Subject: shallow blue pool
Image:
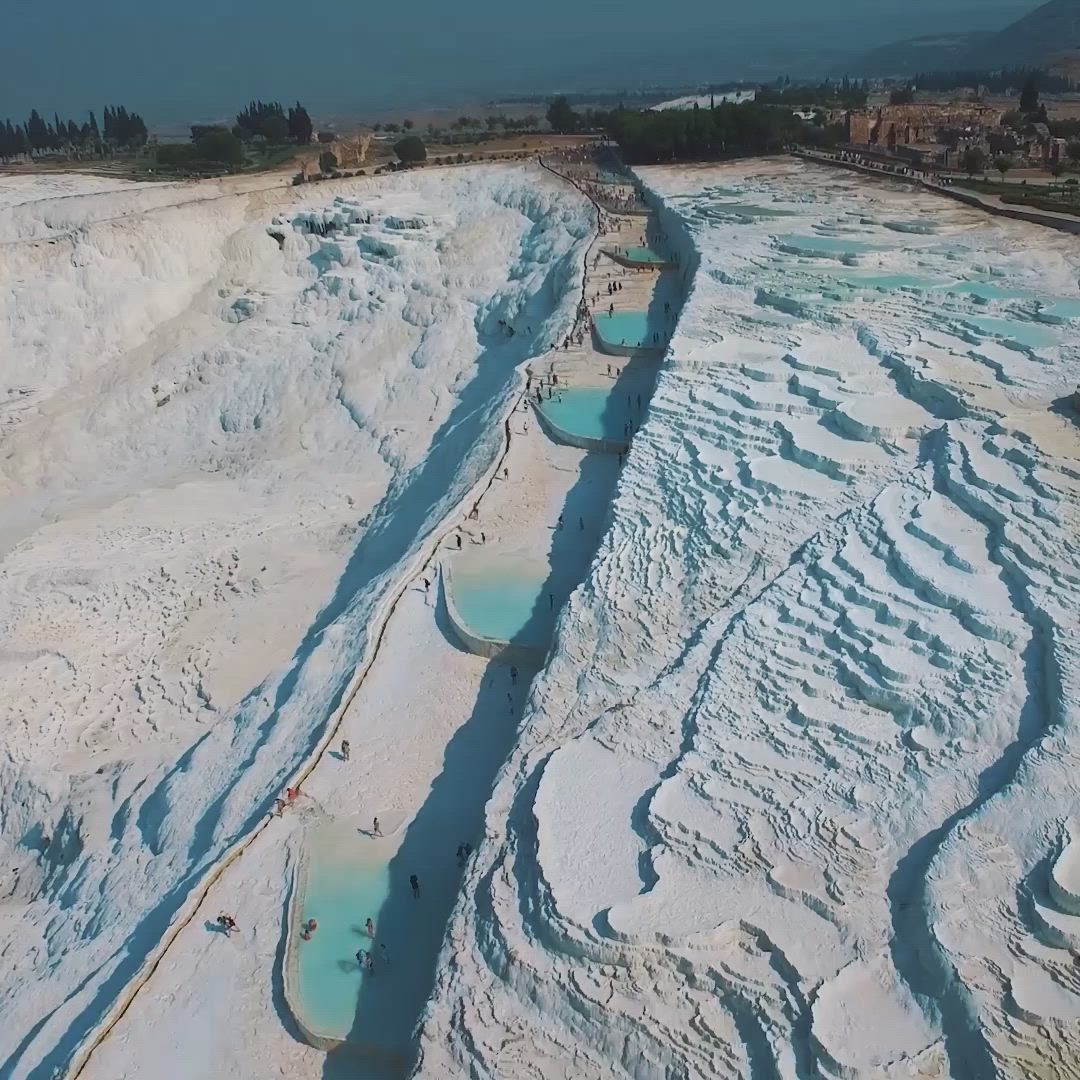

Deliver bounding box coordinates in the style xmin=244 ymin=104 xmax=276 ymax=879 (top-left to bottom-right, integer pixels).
xmin=295 ymin=826 xmax=390 ymax=1040
xmin=594 ymin=310 xmax=665 ymax=350
xmin=776 ymin=233 xmax=881 ymax=259
xmin=825 ymin=270 xmax=935 ymax=292
xmin=539 ymin=385 xmax=636 ymax=444
xmin=962 ymin=315 xmax=1060 ymax=349
xmin=621 ymin=245 xmax=667 ymax=264
xmin=450 ymin=559 xmax=551 ymax=645
xmin=1040 ymin=297 xmax=1080 ymax=321
xmin=709 ymin=202 xmax=796 ymax=220
xmin=946 ymin=280 xmax=1028 ymax=303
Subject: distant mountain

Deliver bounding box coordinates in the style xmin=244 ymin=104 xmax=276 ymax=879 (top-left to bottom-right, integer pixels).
xmin=844 ymin=32 xmax=994 ymax=77
xmin=844 ymin=0 xmax=1080 ymax=77
xmin=965 ymin=0 xmax=1080 ymax=67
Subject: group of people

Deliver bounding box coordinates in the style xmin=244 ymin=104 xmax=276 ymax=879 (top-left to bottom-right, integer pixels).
xmin=355 ymin=916 xmax=389 ymax=974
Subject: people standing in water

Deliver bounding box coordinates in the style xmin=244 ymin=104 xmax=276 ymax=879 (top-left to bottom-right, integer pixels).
xmin=365 ymin=917 xmax=375 ymax=938
xmin=410 ymin=874 xmax=421 ymax=899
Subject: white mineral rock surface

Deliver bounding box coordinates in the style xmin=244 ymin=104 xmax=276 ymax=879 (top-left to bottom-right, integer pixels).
xmin=0 ymin=165 xmax=590 ymax=1079
xmin=416 ymin=161 xmax=1080 ymax=1080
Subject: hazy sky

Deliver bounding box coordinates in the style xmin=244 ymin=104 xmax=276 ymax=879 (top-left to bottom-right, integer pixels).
xmin=1 ymin=0 xmax=1039 ymax=126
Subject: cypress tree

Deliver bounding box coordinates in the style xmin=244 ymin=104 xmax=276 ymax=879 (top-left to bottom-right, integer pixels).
xmin=288 ymin=102 xmax=313 ymax=144
xmin=26 ymin=110 xmax=49 ymax=150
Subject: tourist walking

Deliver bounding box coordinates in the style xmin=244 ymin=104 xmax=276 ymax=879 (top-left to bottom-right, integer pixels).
xmin=373 ymin=817 xmax=382 ymax=837
xmin=341 ymin=739 xmax=350 ymax=761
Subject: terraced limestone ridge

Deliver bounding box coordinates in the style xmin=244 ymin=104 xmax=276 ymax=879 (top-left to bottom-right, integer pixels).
xmin=414 ymin=159 xmax=1080 ymax=1079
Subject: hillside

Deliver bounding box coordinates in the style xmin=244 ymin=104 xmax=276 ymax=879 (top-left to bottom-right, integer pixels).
xmin=967 ymin=0 xmax=1080 ymax=67
xmin=846 ymin=31 xmax=993 ymax=77
xmin=846 ymin=0 xmax=1080 ymax=77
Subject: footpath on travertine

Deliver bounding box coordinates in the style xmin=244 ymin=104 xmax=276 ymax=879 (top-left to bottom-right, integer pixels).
xmin=80 ymin=166 xmax=672 ymax=1080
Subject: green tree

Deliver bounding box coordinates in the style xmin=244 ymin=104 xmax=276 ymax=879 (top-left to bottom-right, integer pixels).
xmin=394 ymin=135 xmax=427 ymax=164
xmin=26 ymin=110 xmax=49 ymax=151
xmin=156 ymin=144 xmax=197 ymax=167
xmin=546 ymin=96 xmax=579 ymax=134
xmin=319 ymin=149 xmax=338 ymax=173
xmin=1019 ymin=73 xmax=1039 ymax=115
xmin=287 ymin=103 xmax=313 ymax=144
xmin=1066 ymin=141 xmax=1080 ymax=164
xmin=403 ymin=118 xmax=414 ymax=130
xmin=960 ymin=146 xmax=987 ymax=177
xmin=260 ymin=114 xmax=289 ymax=143
xmin=194 ymin=127 xmax=244 ymax=165
xmin=994 ymin=155 xmax=1014 ymax=179
xmin=889 ymin=85 xmax=915 ymax=106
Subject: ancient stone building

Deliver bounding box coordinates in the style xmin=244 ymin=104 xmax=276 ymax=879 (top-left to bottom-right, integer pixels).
xmin=846 ymin=104 xmax=1004 ymax=150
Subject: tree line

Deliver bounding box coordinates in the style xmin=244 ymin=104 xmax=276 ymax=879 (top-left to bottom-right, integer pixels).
xmin=755 ymin=77 xmax=869 ymax=110
xmin=601 ymin=102 xmax=835 ymax=164
xmin=0 ymin=105 xmax=147 ymax=160
xmin=155 ymin=100 xmax=313 ymax=173
xmin=911 ymin=67 xmax=1076 ymax=95
xmin=233 ymin=100 xmax=312 ymax=145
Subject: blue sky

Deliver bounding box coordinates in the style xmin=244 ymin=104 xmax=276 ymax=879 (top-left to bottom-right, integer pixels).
xmin=0 ymin=0 xmax=1039 ymax=125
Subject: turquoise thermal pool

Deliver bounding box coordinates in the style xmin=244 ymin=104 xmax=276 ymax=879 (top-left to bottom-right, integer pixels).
xmin=292 ymin=825 xmax=390 ymax=1042
xmin=538 ymin=385 xmax=638 ymax=446
xmin=447 ymin=556 xmax=552 ymax=647
xmin=620 ymin=245 xmax=668 ymax=264
xmin=593 ymin=310 xmax=667 ymax=351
